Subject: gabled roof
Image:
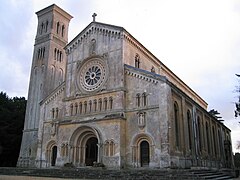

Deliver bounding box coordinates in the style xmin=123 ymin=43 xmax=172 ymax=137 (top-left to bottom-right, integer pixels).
xmin=66 ymin=21 xmax=124 ymax=49
xmin=65 ymin=20 xmax=208 ymax=109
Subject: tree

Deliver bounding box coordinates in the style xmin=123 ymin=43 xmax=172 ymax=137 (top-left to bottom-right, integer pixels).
xmin=235 ymin=74 xmax=240 ymax=119
xmin=0 ymin=92 xmax=26 ymax=167
xmin=235 ymin=153 xmax=240 ymax=168
xmin=209 ymin=109 xmax=224 ymax=122
xmin=237 ymin=141 xmax=240 ymax=151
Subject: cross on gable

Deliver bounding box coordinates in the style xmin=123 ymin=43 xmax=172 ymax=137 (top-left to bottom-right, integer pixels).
xmin=92 ymin=13 xmax=97 ymax=22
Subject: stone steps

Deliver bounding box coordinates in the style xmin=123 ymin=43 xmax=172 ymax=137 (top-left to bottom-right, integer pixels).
xmin=0 ymin=167 xmax=234 ymax=180
xmin=191 ymin=170 xmax=233 ymax=179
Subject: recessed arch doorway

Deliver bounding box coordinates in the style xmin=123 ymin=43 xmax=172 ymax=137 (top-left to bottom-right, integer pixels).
xmin=69 ymin=126 xmax=102 ymax=167
xmin=131 ymin=133 xmax=154 ymax=168
xmin=51 ymin=146 xmax=57 ymax=166
xmin=85 ymin=137 xmax=98 ymax=166
xmin=140 ymin=140 xmax=150 ymax=167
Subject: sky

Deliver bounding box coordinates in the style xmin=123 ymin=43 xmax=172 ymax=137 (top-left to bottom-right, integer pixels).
xmin=0 ymin=0 xmax=240 ymax=152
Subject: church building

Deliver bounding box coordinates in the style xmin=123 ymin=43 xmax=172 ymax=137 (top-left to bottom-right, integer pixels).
xmin=18 ymin=4 xmax=233 ymax=169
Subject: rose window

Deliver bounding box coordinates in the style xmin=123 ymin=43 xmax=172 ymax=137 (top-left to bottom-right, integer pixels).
xmin=85 ymin=66 xmax=101 ymax=86
xmin=77 ymin=58 xmax=107 ymax=92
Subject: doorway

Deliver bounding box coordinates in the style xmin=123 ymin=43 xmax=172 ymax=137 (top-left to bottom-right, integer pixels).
xmin=85 ymin=137 xmax=98 ymax=166
xmin=140 ymin=141 xmax=149 ymax=167
xmin=51 ymin=146 xmax=57 ymax=166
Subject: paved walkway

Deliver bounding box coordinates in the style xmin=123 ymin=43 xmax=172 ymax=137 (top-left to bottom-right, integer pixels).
xmin=0 ymin=175 xmax=91 ymax=180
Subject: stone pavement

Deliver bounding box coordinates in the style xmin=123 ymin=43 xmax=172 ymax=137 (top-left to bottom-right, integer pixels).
xmin=0 ymin=175 xmax=88 ymax=180
xmin=0 ymin=167 xmax=236 ymax=179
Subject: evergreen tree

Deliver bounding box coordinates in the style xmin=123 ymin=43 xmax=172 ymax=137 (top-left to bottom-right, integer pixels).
xmin=0 ymin=92 xmax=26 ymax=167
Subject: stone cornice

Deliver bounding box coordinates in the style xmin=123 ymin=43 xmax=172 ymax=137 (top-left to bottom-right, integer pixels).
xmin=63 ymin=88 xmax=125 ymax=102
xmin=36 ymin=4 xmax=73 ymax=20
xmin=59 ymin=112 xmax=126 ymax=125
xmin=124 ymin=64 xmax=166 ymax=84
xmin=40 ymin=82 xmax=65 ymax=105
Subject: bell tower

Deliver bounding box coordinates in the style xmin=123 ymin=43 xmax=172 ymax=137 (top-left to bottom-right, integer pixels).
xmin=18 ymin=4 xmax=72 ymax=167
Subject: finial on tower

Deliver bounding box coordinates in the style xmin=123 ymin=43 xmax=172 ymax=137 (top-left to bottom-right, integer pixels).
xmin=92 ymin=13 xmax=97 ymax=22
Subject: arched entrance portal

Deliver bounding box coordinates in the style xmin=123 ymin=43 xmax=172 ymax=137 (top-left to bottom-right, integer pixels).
xmin=85 ymin=137 xmax=98 ymax=166
xmin=140 ymin=141 xmax=150 ymax=167
xmin=51 ymin=146 xmax=57 ymax=166
xmin=70 ymin=126 xmax=102 ymax=167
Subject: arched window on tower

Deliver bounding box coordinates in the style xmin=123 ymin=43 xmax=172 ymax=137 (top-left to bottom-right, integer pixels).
xmin=40 ymin=22 xmax=44 ymax=34
xmin=42 ymin=47 xmax=45 ymax=58
xmin=61 ymin=25 xmax=65 ymax=37
xmin=59 ymin=51 xmax=62 ymax=62
xmin=57 ymin=22 xmax=60 ymax=34
xmin=57 ymin=50 xmax=60 ymax=61
xmin=54 ymin=48 xmax=57 ymax=60
xmin=45 ymin=20 xmax=48 ymax=32
xmin=37 ymin=49 xmax=41 ymax=59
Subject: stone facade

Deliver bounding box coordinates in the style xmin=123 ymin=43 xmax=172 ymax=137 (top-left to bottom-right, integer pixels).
xmin=18 ymin=4 xmax=234 ymax=169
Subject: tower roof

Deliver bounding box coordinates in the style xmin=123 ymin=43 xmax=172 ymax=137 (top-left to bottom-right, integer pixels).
xmin=36 ymin=4 xmax=73 ymax=20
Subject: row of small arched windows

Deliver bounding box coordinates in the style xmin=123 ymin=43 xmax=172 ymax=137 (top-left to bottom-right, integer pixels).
xmin=70 ymin=97 xmax=113 ymax=116
xmin=37 ymin=47 xmax=45 ymax=59
xmin=136 ymin=93 xmax=147 ymax=107
xmin=54 ymin=48 xmax=63 ymax=62
xmin=104 ymin=140 xmax=115 ymax=157
xmin=39 ymin=20 xmax=48 ymax=35
xmin=56 ymin=22 xmax=65 ymax=37
xmin=38 ymin=20 xmax=65 ymax=37
xmin=51 ymin=107 xmax=59 ymax=119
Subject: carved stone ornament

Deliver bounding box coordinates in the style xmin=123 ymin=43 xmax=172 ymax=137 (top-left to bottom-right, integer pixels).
xmin=50 ymin=122 xmax=57 ymax=136
xmin=138 ymin=112 xmax=146 ymax=129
